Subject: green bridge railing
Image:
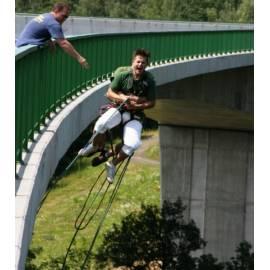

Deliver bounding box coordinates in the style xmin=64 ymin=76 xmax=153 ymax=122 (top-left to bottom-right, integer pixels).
xmin=15 ymin=30 xmax=253 ymax=164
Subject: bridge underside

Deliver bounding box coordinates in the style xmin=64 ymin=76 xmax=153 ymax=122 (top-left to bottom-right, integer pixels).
xmin=147 ymin=66 xmax=253 ymax=131
xmin=146 ymin=66 xmax=254 ymax=261
xmin=148 ymin=98 xmax=252 ymax=130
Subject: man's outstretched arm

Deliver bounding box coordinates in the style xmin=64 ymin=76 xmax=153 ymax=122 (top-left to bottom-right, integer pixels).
xmin=55 ymin=38 xmax=89 ymax=69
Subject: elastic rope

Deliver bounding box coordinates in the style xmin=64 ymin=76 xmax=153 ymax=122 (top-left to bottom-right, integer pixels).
xmin=75 ymin=180 xmax=108 ymax=230
xmin=80 ymin=156 xmax=132 ymax=270
xmin=74 ymin=169 xmax=107 ymax=230
xmin=62 ymin=160 xmax=127 ymax=270
xmin=61 ymin=169 xmax=107 ymax=270
xmin=75 ymin=161 xmax=125 ymax=230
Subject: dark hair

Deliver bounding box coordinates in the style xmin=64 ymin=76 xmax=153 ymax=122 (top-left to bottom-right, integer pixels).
xmin=132 ymin=48 xmax=151 ymax=65
xmin=52 ymin=2 xmax=71 ymax=12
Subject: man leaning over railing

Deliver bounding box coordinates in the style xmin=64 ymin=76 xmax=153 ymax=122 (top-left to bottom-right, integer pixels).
xmin=15 ymin=2 xmax=89 ymax=69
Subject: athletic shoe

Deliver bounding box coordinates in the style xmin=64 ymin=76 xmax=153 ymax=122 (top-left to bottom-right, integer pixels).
xmin=78 ymin=143 xmax=97 ymax=157
xmin=105 ymin=161 xmax=116 ymax=184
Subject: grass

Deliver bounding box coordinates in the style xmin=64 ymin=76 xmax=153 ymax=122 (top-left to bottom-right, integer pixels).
xmin=28 ymin=131 xmax=160 ymax=269
xmin=145 ymin=144 xmax=160 ymax=160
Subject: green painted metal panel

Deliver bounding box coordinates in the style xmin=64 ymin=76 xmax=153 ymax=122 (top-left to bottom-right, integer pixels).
xmin=15 ymin=30 xmax=254 ymax=163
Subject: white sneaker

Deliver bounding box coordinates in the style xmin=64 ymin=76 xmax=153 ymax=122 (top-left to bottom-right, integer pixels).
xmin=78 ymin=143 xmax=97 ymax=157
xmin=105 ymin=161 xmax=116 ymax=184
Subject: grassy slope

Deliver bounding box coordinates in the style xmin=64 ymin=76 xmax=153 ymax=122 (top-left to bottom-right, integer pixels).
xmin=29 ymin=131 xmax=160 ymax=267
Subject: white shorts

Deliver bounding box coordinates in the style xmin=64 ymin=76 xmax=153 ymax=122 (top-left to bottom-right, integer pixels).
xmin=93 ymin=108 xmax=142 ymax=155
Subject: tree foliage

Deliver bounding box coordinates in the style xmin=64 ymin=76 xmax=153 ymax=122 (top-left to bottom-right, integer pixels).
xmin=26 ymin=198 xmax=254 ymax=269
xmin=225 ymin=241 xmax=254 ymax=270
xmin=196 ymin=254 xmax=225 ymax=270
xmin=75 ymin=0 xmax=107 ymax=17
xmin=94 ymin=198 xmax=254 ymax=270
xmin=16 ymin=0 xmax=254 ymax=23
xmin=95 ymin=199 xmax=206 ymax=269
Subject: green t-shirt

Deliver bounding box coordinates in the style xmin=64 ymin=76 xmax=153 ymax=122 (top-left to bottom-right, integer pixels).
xmin=110 ymin=69 xmax=156 ymax=102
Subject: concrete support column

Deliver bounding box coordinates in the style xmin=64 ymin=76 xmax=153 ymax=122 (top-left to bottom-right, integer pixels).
xmin=159 ymin=125 xmax=253 ymax=261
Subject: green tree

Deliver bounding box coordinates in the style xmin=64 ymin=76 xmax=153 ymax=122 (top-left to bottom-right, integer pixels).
xmin=139 ymin=0 xmax=208 ymax=21
xmin=74 ymin=0 xmax=107 ymax=17
xmin=16 ymin=0 xmax=254 ymax=23
xmin=95 ymin=199 xmax=206 ymax=269
xmin=26 ymin=199 xmax=253 ymax=269
xmin=205 ymin=0 xmax=227 ymax=22
xmin=16 ymin=0 xmax=29 ymax=12
xmin=104 ymin=0 xmax=143 ymax=19
xmin=160 ymin=0 xmax=186 ymax=21
xmin=197 ymin=254 xmax=225 ymax=270
xmin=237 ymin=0 xmax=254 ymax=23
xmin=218 ymin=0 xmax=242 ymax=22
xmin=139 ymin=0 xmax=166 ymax=20
xmin=225 ymin=241 xmax=254 ymax=270
xmin=173 ymin=0 xmax=210 ymax=21
xmin=16 ymin=0 xmax=80 ymax=14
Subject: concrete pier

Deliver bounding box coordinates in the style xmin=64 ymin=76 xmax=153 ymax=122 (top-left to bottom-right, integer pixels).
xmin=159 ymin=126 xmax=253 ymax=260
xmin=154 ymin=65 xmax=254 ymax=261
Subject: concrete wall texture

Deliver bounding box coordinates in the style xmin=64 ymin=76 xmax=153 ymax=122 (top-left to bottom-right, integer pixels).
xmin=157 ymin=65 xmax=253 ymax=261
xmin=160 ymin=127 xmax=253 ymax=260
xmin=156 ymin=66 xmax=253 ymax=114
xmin=150 ymin=66 xmax=253 ymax=131
xmin=15 ymin=52 xmax=253 ymax=269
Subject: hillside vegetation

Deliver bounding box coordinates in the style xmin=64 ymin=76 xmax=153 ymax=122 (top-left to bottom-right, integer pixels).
xmin=16 ymin=0 xmax=253 ymax=23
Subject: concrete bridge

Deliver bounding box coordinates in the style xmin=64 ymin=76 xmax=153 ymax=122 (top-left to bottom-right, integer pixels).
xmin=148 ymin=55 xmax=253 ymax=259
xmin=15 ymin=20 xmax=253 ymax=269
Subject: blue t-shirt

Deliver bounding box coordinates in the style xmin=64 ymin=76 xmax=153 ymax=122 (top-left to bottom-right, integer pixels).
xmin=16 ymin=13 xmax=64 ymax=47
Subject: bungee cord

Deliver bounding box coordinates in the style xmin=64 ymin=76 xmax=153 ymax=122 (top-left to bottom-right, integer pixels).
xmin=80 ymin=155 xmax=132 ymax=270
xmin=61 ymin=157 xmax=131 ymax=270
xmin=74 ymin=169 xmax=107 ymax=231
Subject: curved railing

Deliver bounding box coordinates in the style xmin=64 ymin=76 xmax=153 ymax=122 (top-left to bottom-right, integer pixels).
xmin=15 ymin=30 xmax=253 ymax=164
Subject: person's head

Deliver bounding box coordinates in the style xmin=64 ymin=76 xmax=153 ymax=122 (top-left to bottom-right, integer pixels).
xmin=131 ymin=48 xmax=151 ymax=78
xmin=52 ymin=3 xmax=70 ymax=24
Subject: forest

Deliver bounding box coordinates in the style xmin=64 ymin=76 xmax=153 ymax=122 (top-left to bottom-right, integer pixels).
xmin=16 ymin=0 xmax=253 ymax=23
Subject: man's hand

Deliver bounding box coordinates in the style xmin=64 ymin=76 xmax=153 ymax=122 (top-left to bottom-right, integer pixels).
xmin=124 ymin=101 xmax=137 ymax=111
xmin=48 ymin=40 xmax=56 ymax=52
xmin=129 ymin=95 xmax=147 ymax=104
xmin=78 ymin=56 xmax=90 ymax=69
xmin=124 ymin=95 xmax=155 ymax=111
xmin=124 ymin=98 xmax=146 ymax=110
xmin=56 ymin=38 xmax=90 ymax=69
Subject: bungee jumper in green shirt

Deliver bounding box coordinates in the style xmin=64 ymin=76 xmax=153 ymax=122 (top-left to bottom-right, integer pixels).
xmin=78 ymin=48 xmax=156 ymax=183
